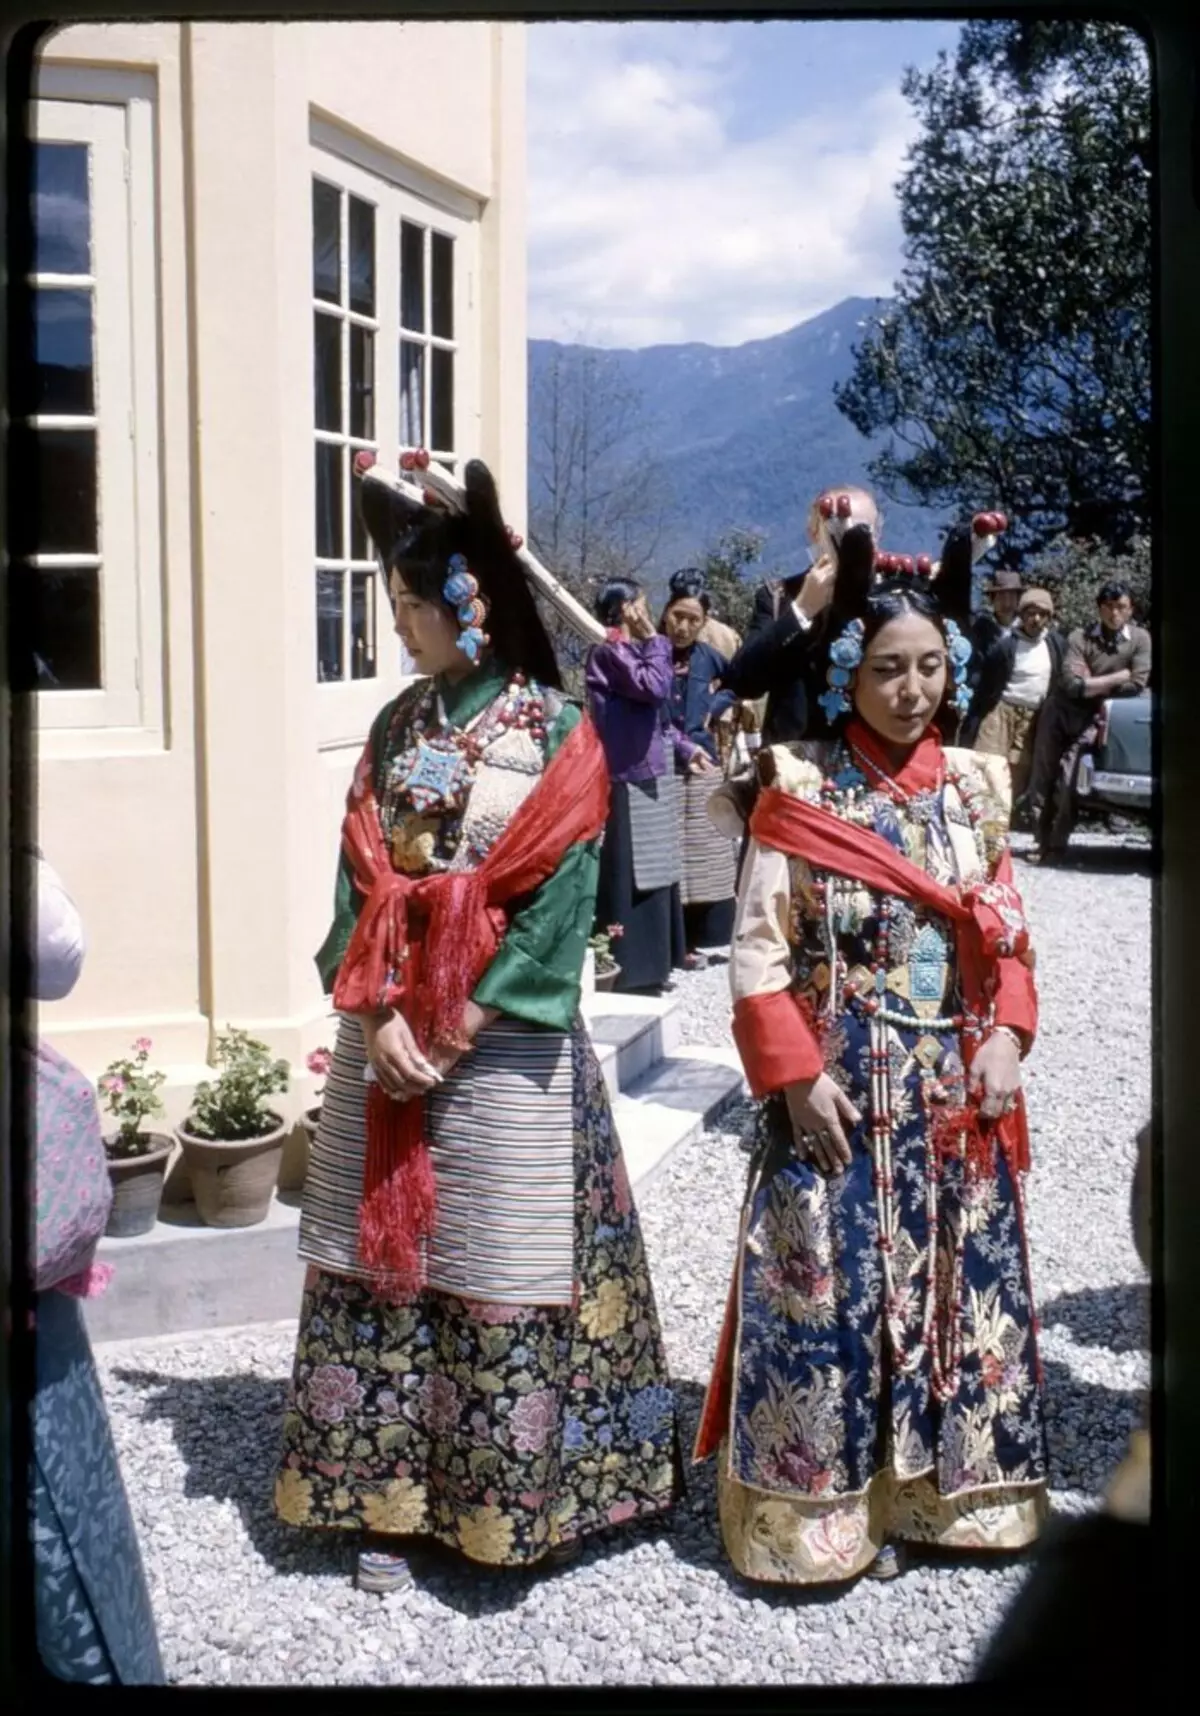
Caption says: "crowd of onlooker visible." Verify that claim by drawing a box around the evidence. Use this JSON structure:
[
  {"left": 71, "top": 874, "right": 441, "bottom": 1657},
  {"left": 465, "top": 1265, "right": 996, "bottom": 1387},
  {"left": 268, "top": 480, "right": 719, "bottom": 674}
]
[
  {"left": 583, "top": 497, "right": 1153, "bottom": 995},
  {"left": 963, "top": 567, "right": 1151, "bottom": 862}
]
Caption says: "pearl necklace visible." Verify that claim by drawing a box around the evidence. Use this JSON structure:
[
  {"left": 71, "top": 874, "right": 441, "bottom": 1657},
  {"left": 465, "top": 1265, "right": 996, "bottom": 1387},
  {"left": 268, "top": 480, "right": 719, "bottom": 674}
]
[{"left": 809, "top": 750, "right": 989, "bottom": 1404}]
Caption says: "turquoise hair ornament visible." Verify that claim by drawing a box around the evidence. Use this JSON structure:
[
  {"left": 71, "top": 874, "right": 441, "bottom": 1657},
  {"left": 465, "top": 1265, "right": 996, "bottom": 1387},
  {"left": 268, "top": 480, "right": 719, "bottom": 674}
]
[
  {"left": 443, "top": 554, "right": 476, "bottom": 606},
  {"left": 944, "top": 618, "right": 973, "bottom": 714},
  {"left": 820, "top": 617, "right": 865, "bottom": 721},
  {"left": 442, "top": 552, "right": 490, "bottom": 659},
  {"left": 457, "top": 624, "right": 488, "bottom": 662}
]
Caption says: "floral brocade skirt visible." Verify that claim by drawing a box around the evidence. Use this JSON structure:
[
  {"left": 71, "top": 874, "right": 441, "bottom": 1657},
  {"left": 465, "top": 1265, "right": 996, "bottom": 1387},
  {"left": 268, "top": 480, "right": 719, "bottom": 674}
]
[
  {"left": 274, "top": 1032, "right": 682, "bottom": 1565},
  {"left": 700, "top": 1009, "right": 1050, "bottom": 1587}
]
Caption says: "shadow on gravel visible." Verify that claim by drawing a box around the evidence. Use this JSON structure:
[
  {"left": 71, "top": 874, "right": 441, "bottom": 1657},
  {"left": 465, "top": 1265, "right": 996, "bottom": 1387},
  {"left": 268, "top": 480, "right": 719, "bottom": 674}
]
[
  {"left": 1038, "top": 1282, "right": 1150, "bottom": 1355},
  {"left": 111, "top": 1366, "right": 356, "bottom": 1582},
  {"left": 1041, "top": 1359, "right": 1145, "bottom": 1495},
  {"left": 109, "top": 1359, "right": 1137, "bottom": 1616}
]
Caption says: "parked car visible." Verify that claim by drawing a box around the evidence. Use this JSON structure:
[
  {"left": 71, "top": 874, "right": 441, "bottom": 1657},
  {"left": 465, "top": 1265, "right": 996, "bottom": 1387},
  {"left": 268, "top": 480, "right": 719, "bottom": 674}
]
[{"left": 1073, "top": 689, "right": 1152, "bottom": 821}]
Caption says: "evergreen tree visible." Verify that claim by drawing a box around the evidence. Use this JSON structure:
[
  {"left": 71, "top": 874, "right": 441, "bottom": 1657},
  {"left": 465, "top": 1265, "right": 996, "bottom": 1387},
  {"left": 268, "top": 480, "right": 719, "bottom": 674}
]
[{"left": 835, "top": 21, "right": 1151, "bottom": 567}]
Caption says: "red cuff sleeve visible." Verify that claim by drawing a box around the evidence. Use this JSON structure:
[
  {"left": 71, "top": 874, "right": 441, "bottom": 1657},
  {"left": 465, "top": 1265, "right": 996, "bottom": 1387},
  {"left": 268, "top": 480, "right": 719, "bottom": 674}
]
[
  {"left": 993, "top": 956, "right": 1038, "bottom": 1051},
  {"left": 990, "top": 845, "right": 1038, "bottom": 1052},
  {"left": 732, "top": 989, "right": 825, "bottom": 1097}
]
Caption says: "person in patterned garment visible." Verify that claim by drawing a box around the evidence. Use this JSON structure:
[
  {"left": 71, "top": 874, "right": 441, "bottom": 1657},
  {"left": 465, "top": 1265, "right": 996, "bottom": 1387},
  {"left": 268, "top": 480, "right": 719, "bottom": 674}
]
[
  {"left": 694, "top": 523, "right": 1049, "bottom": 1585},
  {"left": 274, "top": 457, "right": 681, "bottom": 1592}
]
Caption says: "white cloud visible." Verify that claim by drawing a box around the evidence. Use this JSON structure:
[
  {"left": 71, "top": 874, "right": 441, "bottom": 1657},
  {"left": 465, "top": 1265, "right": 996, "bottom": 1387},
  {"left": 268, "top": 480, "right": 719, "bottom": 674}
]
[{"left": 528, "top": 23, "right": 923, "bottom": 348}]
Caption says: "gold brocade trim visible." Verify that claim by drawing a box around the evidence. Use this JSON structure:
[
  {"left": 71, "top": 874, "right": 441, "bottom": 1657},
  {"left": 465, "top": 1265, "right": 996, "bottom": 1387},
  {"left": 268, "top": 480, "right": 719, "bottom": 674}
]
[{"left": 718, "top": 1456, "right": 1048, "bottom": 1586}]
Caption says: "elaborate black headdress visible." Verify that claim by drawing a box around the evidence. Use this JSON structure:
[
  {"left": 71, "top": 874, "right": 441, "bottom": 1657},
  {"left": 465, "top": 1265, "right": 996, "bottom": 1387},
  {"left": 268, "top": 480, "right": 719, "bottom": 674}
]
[
  {"left": 356, "top": 453, "right": 571, "bottom": 688},
  {"left": 825, "top": 509, "right": 1008, "bottom": 629}
]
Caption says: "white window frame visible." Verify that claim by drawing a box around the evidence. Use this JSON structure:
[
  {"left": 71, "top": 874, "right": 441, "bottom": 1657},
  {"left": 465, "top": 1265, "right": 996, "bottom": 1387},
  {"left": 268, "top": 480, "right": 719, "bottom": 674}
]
[
  {"left": 309, "top": 120, "right": 481, "bottom": 749},
  {"left": 29, "top": 75, "right": 163, "bottom": 752}
]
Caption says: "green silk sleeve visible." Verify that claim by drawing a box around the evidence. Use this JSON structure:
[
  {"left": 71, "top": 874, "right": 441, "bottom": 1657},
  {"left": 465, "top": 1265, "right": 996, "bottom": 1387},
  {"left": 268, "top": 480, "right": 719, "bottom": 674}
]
[
  {"left": 471, "top": 700, "right": 601, "bottom": 1031},
  {"left": 313, "top": 695, "right": 399, "bottom": 997},
  {"left": 314, "top": 850, "right": 360, "bottom": 997}
]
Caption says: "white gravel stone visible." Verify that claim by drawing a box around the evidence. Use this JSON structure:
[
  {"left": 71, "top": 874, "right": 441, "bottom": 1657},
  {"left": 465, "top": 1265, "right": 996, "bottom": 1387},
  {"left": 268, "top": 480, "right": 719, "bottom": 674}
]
[{"left": 94, "top": 836, "right": 1149, "bottom": 1686}]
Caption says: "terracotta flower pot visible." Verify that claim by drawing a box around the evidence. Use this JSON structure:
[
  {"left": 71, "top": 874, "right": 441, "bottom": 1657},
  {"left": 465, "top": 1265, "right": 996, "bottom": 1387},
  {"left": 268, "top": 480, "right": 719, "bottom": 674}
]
[
  {"left": 594, "top": 963, "right": 621, "bottom": 993},
  {"left": 175, "top": 1112, "right": 287, "bottom": 1228},
  {"left": 104, "top": 1132, "right": 173, "bottom": 1238},
  {"left": 279, "top": 1106, "right": 321, "bottom": 1194}
]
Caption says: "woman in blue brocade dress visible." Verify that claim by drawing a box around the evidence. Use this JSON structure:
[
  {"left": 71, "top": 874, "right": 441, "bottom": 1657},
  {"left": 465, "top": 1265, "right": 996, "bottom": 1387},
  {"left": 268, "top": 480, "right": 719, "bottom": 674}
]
[{"left": 696, "top": 525, "right": 1049, "bottom": 1586}]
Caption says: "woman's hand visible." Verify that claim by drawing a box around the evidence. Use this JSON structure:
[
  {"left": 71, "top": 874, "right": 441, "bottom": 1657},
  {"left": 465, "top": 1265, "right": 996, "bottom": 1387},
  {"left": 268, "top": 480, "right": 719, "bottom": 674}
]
[
  {"left": 794, "top": 554, "right": 837, "bottom": 623},
  {"left": 783, "top": 1073, "right": 862, "bottom": 1175},
  {"left": 969, "top": 1030, "right": 1023, "bottom": 1120},
  {"left": 426, "top": 1001, "right": 501, "bottom": 1081},
  {"left": 361, "top": 1009, "right": 441, "bottom": 1103},
  {"left": 688, "top": 750, "right": 717, "bottom": 775},
  {"left": 624, "top": 596, "right": 657, "bottom": 641}
]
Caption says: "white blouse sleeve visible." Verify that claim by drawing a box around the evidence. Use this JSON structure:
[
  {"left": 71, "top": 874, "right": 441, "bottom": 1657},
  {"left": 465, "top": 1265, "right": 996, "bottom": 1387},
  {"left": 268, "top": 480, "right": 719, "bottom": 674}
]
[
  {"left": 34, "top": 854, "right": 87, "bottom": 1000},
  {"left": 730, "top": 837, "right": 796, "bottom": 1005}
]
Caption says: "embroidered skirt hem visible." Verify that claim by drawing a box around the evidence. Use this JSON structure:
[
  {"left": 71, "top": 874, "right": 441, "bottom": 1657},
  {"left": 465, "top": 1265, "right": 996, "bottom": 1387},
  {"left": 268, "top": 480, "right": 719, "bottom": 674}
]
[
  {"left": 275, "top": 1029, "right": 683, "bottom": 1567},
  {"left": 717, "top": 1455, "right": 1048, "bottom": 1585}
]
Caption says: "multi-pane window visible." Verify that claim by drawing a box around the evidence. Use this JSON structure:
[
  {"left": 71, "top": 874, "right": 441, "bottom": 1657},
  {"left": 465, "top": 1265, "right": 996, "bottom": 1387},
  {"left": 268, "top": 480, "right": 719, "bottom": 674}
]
[
  {"left": 399, "top": 221, "right": 457, "bottom": 461},
  {"left": 17, "top": 96, "right": 153, "bottom": 731},
  {"left": 312, "top": 177, "right": 379, "bottom": 684},
  {"left": 310, "top": 145, "right": 471, "bottom": 690},
  {"left": 29, "top": 139, "right": 100, "bottom": 687}
]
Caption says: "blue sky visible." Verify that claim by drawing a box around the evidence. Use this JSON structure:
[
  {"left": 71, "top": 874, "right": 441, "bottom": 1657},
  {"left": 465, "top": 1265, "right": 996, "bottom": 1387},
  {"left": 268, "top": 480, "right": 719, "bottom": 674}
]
[{"left": 527, "top": 18, "right": 964, "bottom": 349}]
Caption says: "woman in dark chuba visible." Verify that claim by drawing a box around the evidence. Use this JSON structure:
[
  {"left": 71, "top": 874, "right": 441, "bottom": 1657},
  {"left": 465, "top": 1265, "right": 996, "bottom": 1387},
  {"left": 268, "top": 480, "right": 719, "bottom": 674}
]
[{"left": 697, "top": 517, "right": 1049, "bottom": 1586}]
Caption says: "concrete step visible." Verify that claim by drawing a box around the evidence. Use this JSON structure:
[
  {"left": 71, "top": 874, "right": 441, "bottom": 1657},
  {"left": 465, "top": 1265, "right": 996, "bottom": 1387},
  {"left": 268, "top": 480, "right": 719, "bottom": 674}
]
[
  {"left": 86, "top": 1190, "right": 310, "bottom": 1345},
  {"left": 85, "top": 1009, "right": 746, "bottom": 1347},
  {"left": 610, "top": 1044, "right": 746, "bottom": 1192},
  {"left": 585, "top": 991, "right": 682, "bottom": 1103}
]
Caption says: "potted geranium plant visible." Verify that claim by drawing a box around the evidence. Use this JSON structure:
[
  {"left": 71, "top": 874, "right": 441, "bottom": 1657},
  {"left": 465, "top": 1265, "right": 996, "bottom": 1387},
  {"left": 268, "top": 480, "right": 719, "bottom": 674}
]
[
  {"left": 588, "top": 924, "right": 624, "bottom": 992},
  {"left": 279, "top": 1044, "right": 334, "bottom": 1192},
  {"left": 97, "top": 1037, "right": 173, "bottom": 1237},
  {"left": 176, "top": 1026, "right": 290, "bottom": 1228}
]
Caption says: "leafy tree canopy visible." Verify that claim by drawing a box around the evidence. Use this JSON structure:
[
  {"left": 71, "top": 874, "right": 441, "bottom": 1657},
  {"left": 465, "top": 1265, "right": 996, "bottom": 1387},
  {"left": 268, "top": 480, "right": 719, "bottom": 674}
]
[{"left": 835, "top": 20, "right": 1150, "bottom": 568}]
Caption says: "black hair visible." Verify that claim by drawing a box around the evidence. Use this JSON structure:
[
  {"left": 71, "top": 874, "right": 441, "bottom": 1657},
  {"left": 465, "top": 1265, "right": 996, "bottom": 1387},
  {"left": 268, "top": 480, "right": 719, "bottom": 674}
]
[
  {"left": 664, "top": 568, "right": 711, "bottom": 613},
  {"left": 595, "top": 579, "right": 641, "bottom": 629},
  {"left": 359, "top": 459, "right": 562, "bottom": 690},
  {"left": 1097, "top": 580, "right": 1132, "bottom": 607}
]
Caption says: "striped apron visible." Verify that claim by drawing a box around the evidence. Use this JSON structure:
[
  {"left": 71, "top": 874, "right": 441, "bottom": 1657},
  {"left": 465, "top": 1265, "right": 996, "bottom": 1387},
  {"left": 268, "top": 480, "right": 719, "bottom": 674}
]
[
  {"left": 624, "top": 773, "right": 683, "bottom": 892},
  {"left": 299, "top": 1013, "right": 577, "bottom": 1306},
  {"left": 679, "top": 771, "right": 739, "bottom": 906}
]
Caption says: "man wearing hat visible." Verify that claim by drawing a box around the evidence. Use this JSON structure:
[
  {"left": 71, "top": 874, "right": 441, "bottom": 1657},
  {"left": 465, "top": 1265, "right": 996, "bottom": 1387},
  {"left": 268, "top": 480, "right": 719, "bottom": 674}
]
[
  {"left": 966, "top": 586, "right": 1066, "bottom": 815},
  {"left": 962, "top": 567, "right": 1024, "bottom": 739}
]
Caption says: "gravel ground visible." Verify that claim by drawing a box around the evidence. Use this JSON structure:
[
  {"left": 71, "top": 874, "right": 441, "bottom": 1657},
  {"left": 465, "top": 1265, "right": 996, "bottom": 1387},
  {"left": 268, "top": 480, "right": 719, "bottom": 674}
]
[{"left": 95, "top": 829, "right": 1151, "bottom": 1687}]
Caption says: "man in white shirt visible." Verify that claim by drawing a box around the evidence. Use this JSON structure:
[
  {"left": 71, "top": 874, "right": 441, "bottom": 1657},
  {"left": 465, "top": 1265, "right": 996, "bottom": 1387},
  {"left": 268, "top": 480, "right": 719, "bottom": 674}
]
[{"left": 972, "top": 588, "right": 1065, "bottom": 807}]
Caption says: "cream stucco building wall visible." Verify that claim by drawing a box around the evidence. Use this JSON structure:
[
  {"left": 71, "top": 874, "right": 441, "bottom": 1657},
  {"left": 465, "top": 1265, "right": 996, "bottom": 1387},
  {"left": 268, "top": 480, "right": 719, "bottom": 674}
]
[{"left": 31, "top": 21, "right": 527, "bottom": 1140}]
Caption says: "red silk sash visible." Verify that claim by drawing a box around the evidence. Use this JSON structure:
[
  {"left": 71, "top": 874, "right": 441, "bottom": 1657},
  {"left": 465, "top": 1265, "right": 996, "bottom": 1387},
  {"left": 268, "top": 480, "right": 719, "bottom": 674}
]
[{"left": 748, "top": 782, "right": 1035, "bottom": 1175}]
